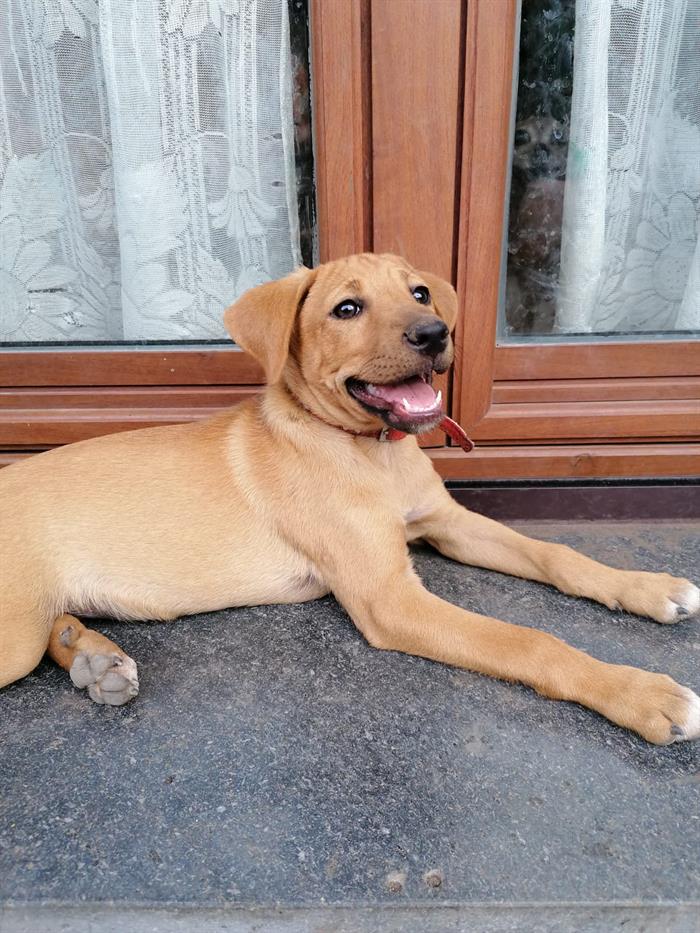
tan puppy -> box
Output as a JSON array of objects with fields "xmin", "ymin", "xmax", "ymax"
[{"xmin": 1, "ymin": 253, "xmax": 699, "ymax": 744}]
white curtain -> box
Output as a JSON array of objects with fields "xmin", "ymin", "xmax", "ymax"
[
  {"xmin": 557, "ymin": 0, "xmax": 700, "ymax": 333},
  {"xmin": 0, "ymin": 0, "xmax": 301, "ymax": 342}
]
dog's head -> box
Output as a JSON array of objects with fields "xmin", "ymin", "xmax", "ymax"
[
  {"xmin": 224, "ymin": 253, "xmax": 457, "ymax": 434},
  {"xmin": 512, "ymin": 115, "xmax": 568, "ymax": 180}
]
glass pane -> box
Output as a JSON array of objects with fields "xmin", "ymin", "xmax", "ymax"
[
  {"xmin": 501, "ymin": 0, "xmax": 700, "ymax": 342},
  {"xmin": 0, "ymin": 0, "xmax": 314, "ymax": 348}
]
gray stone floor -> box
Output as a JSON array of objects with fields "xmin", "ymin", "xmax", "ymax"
[{"xmin": 1, "ymin": 522, "xmax": 699, "ymax": 933}]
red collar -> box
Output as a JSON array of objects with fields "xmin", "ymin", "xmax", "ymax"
[{"xmin": 291, "ymin": 395, "xmax": 474, "ymax": 453}]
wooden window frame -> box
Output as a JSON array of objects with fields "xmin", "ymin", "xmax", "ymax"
[
  {"xmin": 0, "ymin": 0, "xmax": 371, "ymax": 448},
  {"xmin": 445, "ymin": 0, "xmax": 700, "ymax": 479},
  {"xmin": 3, "ymin": 0, "xmax": 698, "ymax": 483},
  {"xmin": 1, "ymin": 0, "xmax": 466, "ymax": 456}
]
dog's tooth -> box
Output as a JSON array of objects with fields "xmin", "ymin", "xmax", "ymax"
[{"xmin": 401, "ymin": 395, "xmax": 444, "ymax": 414}]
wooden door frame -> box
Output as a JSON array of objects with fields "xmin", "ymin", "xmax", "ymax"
[
  {"xmin": 313, "ymin": 0, "xmax": 466, "ymax": 449},
  {"xmin": 311, "ymin": 0, "xmax": 372, "ymax": 262},
  {"xmin": 439, "ymin": 0, "xmax": 700, "ymax": 480}
]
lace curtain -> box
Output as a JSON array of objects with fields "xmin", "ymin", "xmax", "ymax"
[
  {"xmin": 557, "ymin": 0, "xmax": 700, "ymax": 333},
  {"xmin": 0, "ymin": 0, "xmax": 301, "ymax": 343}
]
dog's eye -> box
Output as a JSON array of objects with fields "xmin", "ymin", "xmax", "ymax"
[
  {"xmin": 551, "ymin": 126, "xmax": 565, "ymax": 143},
  {"xmin": 514, "ymin": 128, "xmax": 531, "ymax": 147},
  {"xmin": 411, "ymin": 285, "xmax": 431, "ymax": 305},
  {"xmin": 331, "ymin": 299, "xmax": 363, "ymax": 319}
]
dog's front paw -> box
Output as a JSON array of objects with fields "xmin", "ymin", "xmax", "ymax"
[
  {"xmin": 613, "ymin": 572, "xmax": 699, "ymax": 624},
  {"xmin": 602, "ymin": 667, "xmax": 700, "ymax": 745},
  {"xmin": 70, "ymin": 650, "xmax": 139, "ymax": 706}
]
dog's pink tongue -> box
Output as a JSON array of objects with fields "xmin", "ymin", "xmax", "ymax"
[{"xmin": 369, "ymin": 376, "xmax": 441, "ymax": 418}]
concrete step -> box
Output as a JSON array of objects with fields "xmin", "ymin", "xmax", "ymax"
[{"xmin": 1, "ymin": 522, "xmax": 699, "ymax": 933}]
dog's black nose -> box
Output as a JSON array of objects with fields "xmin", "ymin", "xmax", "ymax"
[{"xmin": 404, "ymin": 319, "xmax": 449, "ymax": 357}]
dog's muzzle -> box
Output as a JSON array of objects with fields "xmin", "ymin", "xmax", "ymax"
[
  {"xmin": 346, "ymin": 372, "xmax": 443, "ymax": 430},
  {"xmin": 403, "ymin": 319, "xmax": 449, "ymax": 358}
]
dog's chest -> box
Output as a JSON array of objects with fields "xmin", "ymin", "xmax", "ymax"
[{"xmin": 403, "ymin": 505, "xmax": 431, "ymax": 525}]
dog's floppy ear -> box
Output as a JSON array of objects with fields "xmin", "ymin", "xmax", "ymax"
[
  {"xmin": 418, "ymin": 271, "xmax": 458, "ymax": 332},
  {"xmin": 224, "ymin": 266, "xmax": 317, "ymax": 384}
]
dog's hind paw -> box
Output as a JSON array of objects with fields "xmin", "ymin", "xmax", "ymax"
[{"xmin": 70, "ymin": 650, "xmax": 139, "ymax": 706}]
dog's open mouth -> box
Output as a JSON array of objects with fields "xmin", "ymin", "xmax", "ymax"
[{"xmin": 346, "ymin": 373, "xmax": 443, "ymax": 430}]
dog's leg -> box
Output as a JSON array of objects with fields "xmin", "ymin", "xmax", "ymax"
[
  {"xmin": 335, "ymin": 561, "xmax": 700, "ymax": 745},
  {"xmin": 47, "ymin": 615, "xmax": 139, "ymax": 705},
  {"xmin": 414, "ymin": 500, "xmax": 699, "ymax": 624},
  {"xmin": 0, "ymin": 598, "xmax": 51, "ymax": 690}
]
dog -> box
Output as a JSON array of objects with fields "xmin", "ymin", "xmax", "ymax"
[
  {"xmin": 1, "ymin": 253, "xmax": 698, "ymax": 745},
  {"xmin": 506, "ymin": 116, "xmax": 568, "ymax": 334}
]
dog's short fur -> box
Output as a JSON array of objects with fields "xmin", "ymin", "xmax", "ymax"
[{"xmin": 1, "ymin": 253, "xmax": 699, "ymax": 742}]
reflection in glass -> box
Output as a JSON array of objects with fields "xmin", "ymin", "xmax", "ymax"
[
  {"xmin": 503, "ymin": 0, "xmax": 700, "ymax": 340},
  {"xmin": 289, "ymin": 0, "xmax": 316, "ymax": 269}
]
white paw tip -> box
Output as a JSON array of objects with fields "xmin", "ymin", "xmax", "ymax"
[
  {"xmin": 672, "ymin": 687, "xmax": 700, "ymax": 742},
  {"xmin": 663, "ymin": 582, "xmax": 700, "ymax": 623},
  {"xmin": 677, "ymin": 582, "xmax": 700, "ymax": 617}
]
